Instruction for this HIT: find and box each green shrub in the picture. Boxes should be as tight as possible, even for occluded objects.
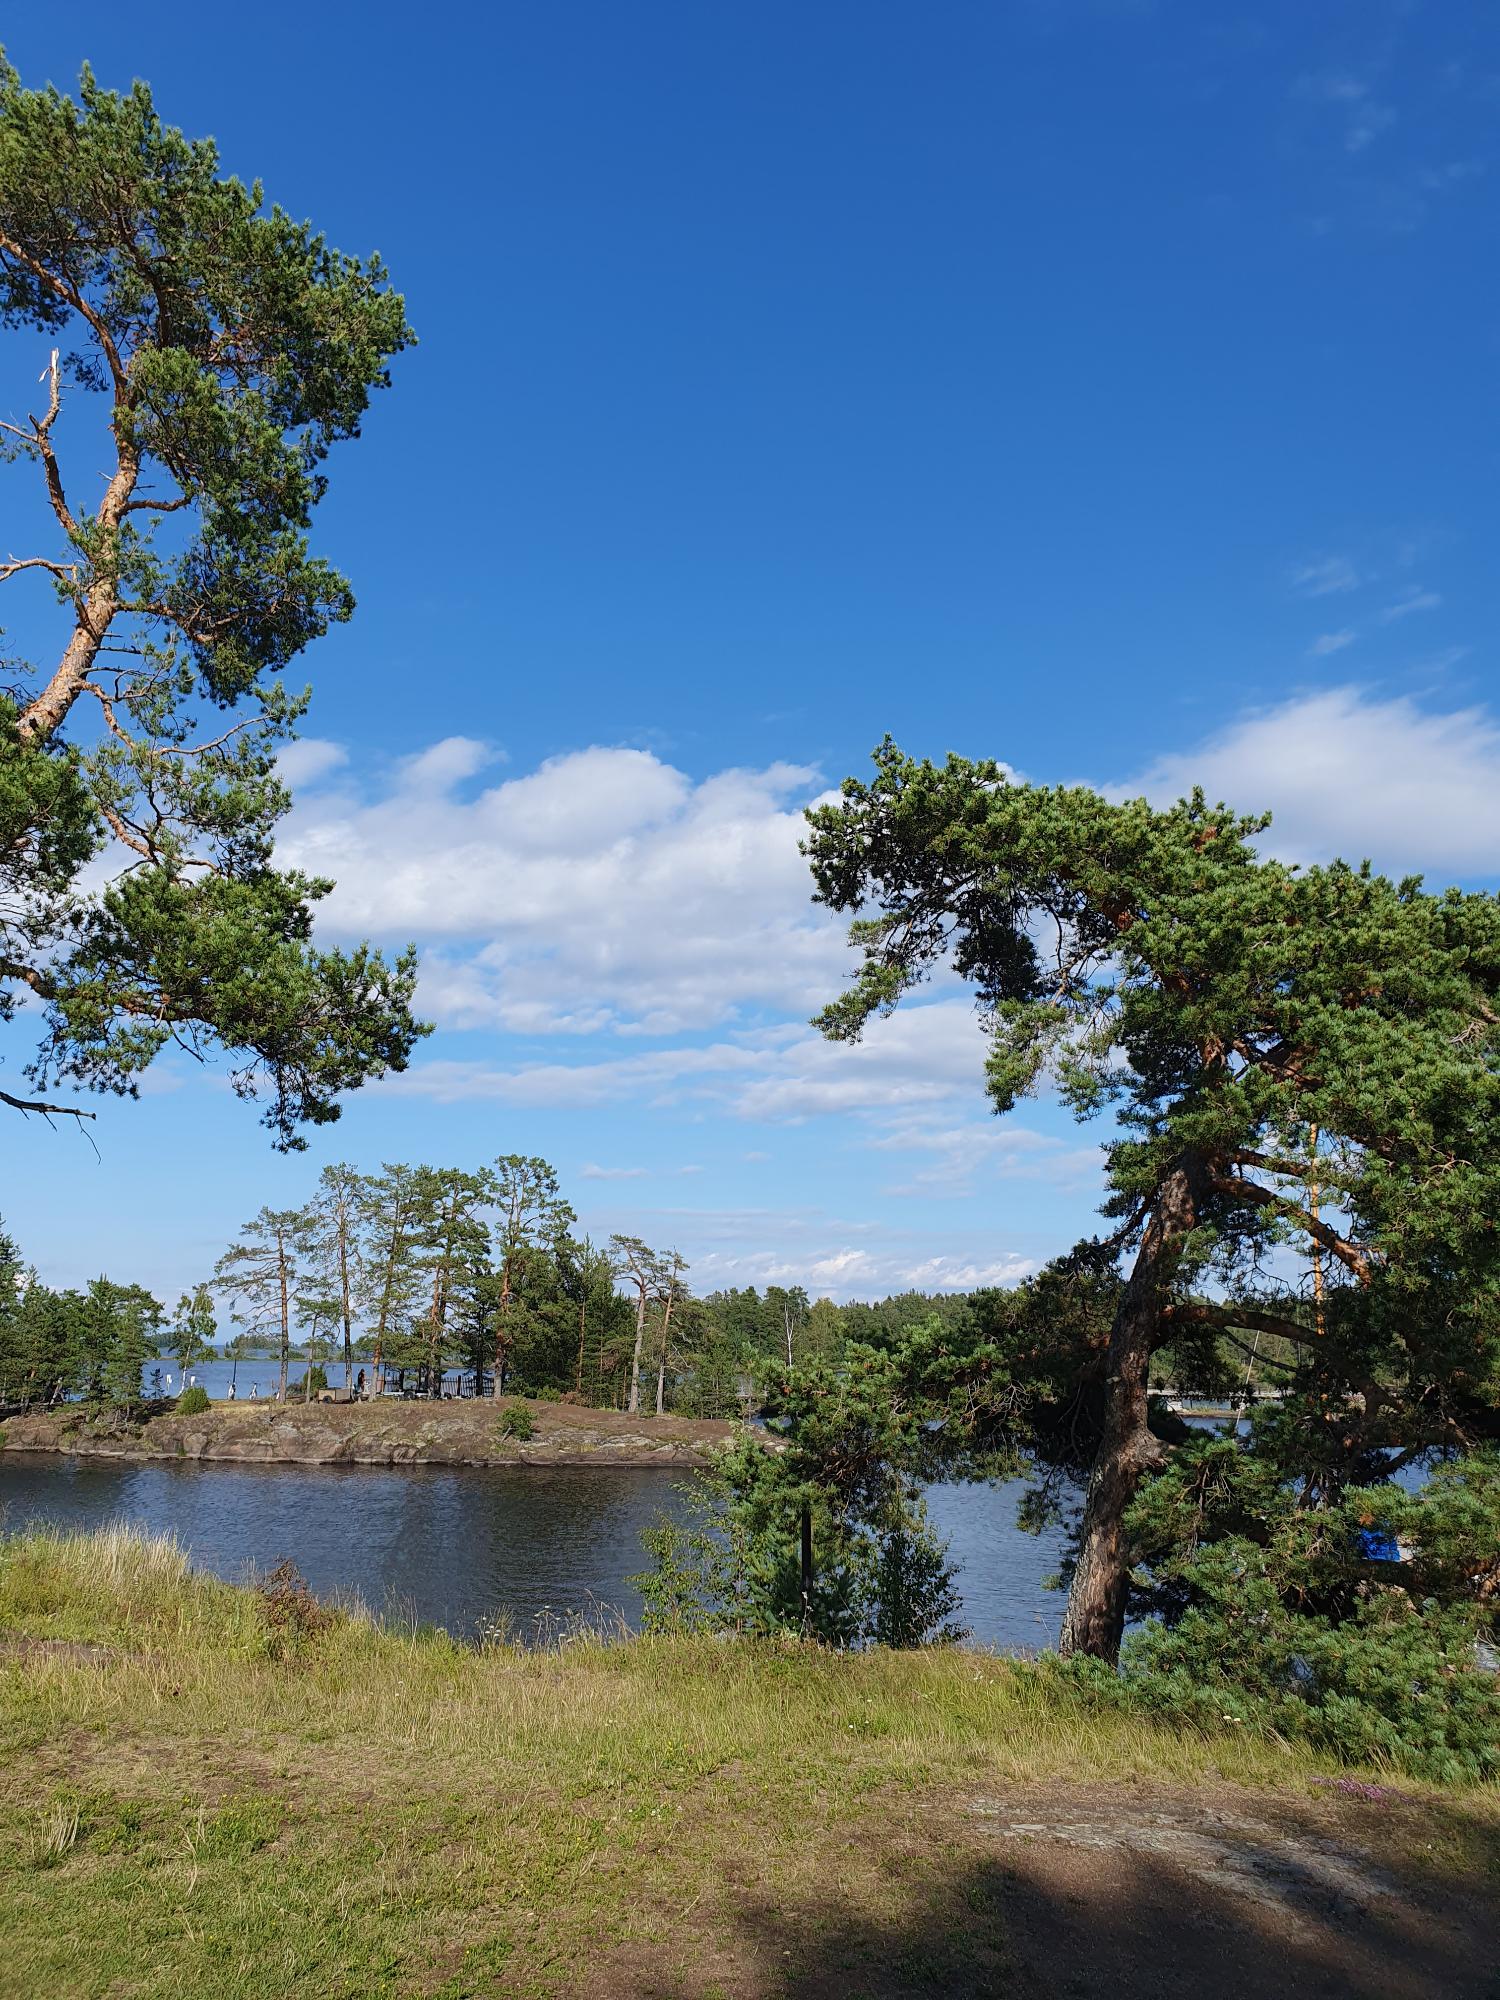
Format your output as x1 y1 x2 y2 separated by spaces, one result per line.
1110 1442 1500 1784
632 1448 966 1648
497 1403 536 1441
175 1384 210 1415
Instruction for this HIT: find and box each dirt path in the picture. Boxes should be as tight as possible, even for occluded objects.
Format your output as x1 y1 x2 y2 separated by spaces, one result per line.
581 1779 1498 1999
969 1784 1492 2000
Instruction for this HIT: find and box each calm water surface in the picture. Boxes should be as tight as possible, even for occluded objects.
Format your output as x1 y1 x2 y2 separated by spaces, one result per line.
0 1453 1071 1650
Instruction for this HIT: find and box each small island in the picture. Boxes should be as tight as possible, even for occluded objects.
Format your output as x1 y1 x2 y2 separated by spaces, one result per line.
1 1396 737 1470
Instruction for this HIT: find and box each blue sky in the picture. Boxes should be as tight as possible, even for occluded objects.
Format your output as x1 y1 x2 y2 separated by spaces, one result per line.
2 2 1497 1304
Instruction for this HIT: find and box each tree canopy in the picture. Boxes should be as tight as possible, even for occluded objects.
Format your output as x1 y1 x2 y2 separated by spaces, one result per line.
805 741 1500 1657
0 56 424 1142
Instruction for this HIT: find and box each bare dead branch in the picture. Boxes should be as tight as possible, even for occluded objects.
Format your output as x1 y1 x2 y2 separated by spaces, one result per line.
0 555 76 584
0 1085 95 1124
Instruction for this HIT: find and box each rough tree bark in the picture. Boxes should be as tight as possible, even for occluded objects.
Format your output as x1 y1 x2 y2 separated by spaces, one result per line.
1058 1159 1201 1663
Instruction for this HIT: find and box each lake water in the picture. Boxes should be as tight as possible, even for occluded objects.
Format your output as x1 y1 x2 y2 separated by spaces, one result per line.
0 1451 1072 1651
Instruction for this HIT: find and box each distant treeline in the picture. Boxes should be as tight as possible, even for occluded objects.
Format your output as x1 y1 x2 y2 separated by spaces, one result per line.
0 1166 997 1415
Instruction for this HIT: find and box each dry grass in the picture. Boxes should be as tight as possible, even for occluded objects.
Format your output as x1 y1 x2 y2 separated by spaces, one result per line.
0 1526 1494 1999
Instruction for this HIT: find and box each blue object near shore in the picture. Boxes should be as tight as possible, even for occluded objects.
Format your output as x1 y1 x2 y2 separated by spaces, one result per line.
1358 1528 1402 1562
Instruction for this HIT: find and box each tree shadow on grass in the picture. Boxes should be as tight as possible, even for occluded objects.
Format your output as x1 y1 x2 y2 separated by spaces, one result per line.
724 1840 1496 2000
724 1833 1500 2000
579 1790 1500 2000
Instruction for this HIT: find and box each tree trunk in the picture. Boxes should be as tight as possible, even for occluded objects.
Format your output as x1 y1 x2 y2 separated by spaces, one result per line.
17 576 120 741
276 1238 290 1401
428 1251 447 1399
654 1290 676 1417
339 1225 353 1394
627 1285 646 1414
575 1297 586 1400
493 1251 514 1398
1058 1160 1200 1663
17 431 140 745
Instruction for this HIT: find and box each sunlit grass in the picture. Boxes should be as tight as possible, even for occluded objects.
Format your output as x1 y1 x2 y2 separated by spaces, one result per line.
1 1526 1494 1998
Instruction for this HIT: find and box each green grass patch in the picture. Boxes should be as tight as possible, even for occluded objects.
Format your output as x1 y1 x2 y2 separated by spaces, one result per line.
0 1525 1494 1998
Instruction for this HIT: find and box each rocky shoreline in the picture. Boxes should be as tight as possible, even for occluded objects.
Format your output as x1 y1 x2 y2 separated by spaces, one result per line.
0 1397 738 1471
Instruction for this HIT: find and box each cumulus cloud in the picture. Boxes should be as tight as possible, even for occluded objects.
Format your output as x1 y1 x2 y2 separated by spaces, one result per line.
688 1237 1038 1300
281 744 842 1035
276 688 1499 1310
588 1200 1039 1300
275 739 348 788
730 1001 988 1122
1126 685 1500 878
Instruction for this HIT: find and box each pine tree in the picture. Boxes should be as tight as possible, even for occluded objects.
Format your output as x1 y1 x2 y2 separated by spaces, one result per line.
805 742 1500 1660
214 1209 303 1400
0 58 424 1141
357 1164 427 1396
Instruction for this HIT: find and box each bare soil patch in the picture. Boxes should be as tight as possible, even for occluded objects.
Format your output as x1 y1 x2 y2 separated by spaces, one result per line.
578 1779 1499 2000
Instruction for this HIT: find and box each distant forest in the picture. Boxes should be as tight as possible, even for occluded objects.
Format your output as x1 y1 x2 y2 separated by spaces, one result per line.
0 1157 984 1415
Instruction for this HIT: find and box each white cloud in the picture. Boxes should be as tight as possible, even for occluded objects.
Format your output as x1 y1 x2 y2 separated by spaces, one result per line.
688 1240 1038 1300
1378 587 1442 622
380 998 992 1123
1127 685 1500 878
1345 102 1395 154
288 688 1500 1159
281 745 842 1036
604 1203 1040 1301
577 1163 649 1180
275 739 348 788
897 1253 1037 1290
1307 629 1356 658
397 737 496 791
871 1120 1105 1199
1289 555 1360 598
379 1040 766 1110
730 1001 987 1122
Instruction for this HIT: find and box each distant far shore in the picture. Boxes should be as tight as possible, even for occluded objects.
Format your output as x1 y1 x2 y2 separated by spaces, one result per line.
0 1397 737 1471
